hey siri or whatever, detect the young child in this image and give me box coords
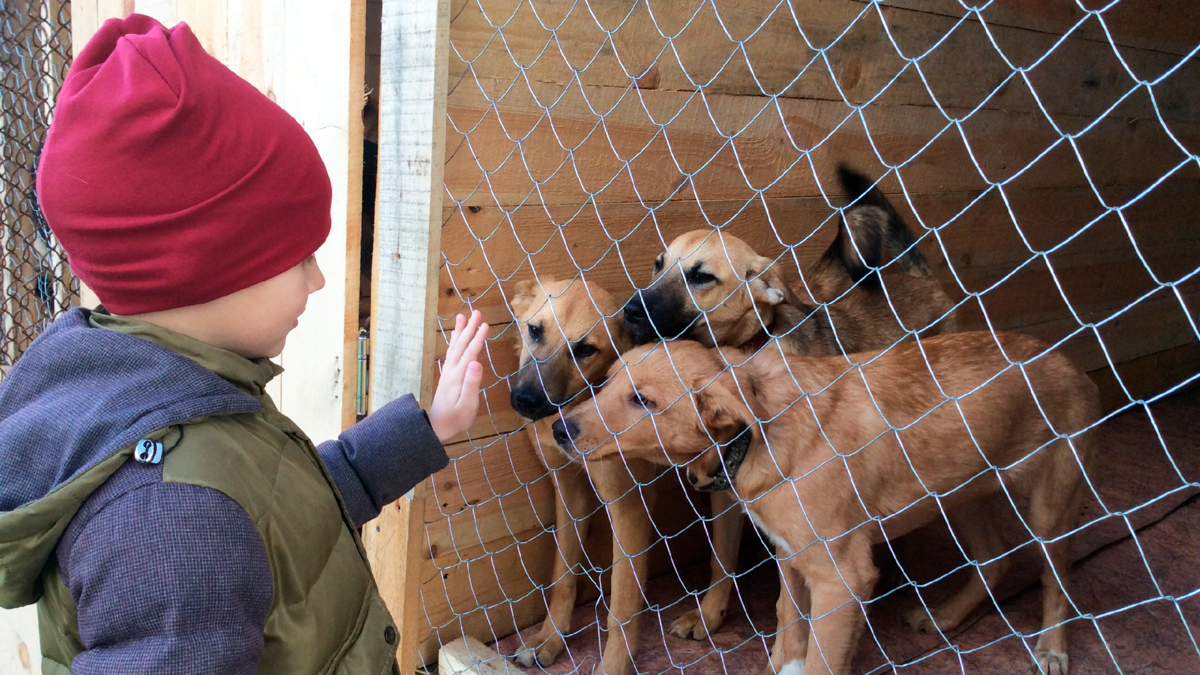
[0,14,486,674]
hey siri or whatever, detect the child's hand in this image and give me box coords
[428,311,489,443]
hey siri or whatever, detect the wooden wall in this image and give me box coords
[401,0,1200,665]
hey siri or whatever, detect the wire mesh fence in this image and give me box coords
[428,0,1200,674]
[0,0,75,374]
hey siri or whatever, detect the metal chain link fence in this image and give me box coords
[1,0,75,375]
[429,1,1200,674]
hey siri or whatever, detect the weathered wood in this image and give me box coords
[449,0,1198,122]
[1090,341,1200,414]
[438,635,522,675]
[874,0,1200,57]
[445,78,1199,209]
[364,1,452,673]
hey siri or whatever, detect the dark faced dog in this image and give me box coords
[556,336,1098,675]
[623,166,957,355]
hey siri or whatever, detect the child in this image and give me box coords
[0,14,486,674]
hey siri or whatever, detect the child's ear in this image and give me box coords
[747,257,786,306]
[509,280,539,318]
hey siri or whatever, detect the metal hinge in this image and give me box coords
[356,329,370,419]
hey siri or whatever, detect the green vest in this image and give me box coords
[13,314,400,674]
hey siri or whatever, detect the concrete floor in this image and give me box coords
[494,388,1200,674]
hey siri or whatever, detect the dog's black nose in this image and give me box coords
[551,418,579,449]
[623,293,648,326]
[510,387,545,417]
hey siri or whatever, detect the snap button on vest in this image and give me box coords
[384,626,397,646]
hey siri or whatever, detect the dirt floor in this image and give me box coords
[493,387,1200,674]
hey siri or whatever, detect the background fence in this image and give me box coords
[0,0,75,375]
[379,0,1200,673]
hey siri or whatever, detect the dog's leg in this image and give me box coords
[905,498,1010,634]
[515,463,599,668]
[762,563,811,675]
[593,460,659,675]
[1028,444,1088,675]
[797,535,877,675]
[669,489,744,641]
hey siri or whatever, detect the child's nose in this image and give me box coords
[307,259,326,293]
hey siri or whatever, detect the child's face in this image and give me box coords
[222,255,326,358]
[126,255,325,359]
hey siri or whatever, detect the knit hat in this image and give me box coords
[36,13,332,314]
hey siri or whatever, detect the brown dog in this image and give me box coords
[554,334,1099,675]
[614,167,960,651]
[506,278,638,669]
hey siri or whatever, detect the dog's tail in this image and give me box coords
[825,165,933,289]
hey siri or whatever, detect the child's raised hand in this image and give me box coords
[428,311,489,443]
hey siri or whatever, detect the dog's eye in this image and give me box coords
[629,392,656,409]
[528,324,544,343]
[686,269,717,286]
[653,256,664,274]
[573,342,599,359]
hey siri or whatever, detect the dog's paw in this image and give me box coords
[759,658,806,675]
[668,608,716,641]
[904,607,954,635]
[513,640,563,669]
[1034,649,1069,675]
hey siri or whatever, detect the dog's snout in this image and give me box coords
[551,418,579,450]
[623,293,648,327]
[511,387,545,416]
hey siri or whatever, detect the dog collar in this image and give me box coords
[700,426,753,492]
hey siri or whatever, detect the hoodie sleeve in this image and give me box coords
[61,479,272,675]
[318,393,449,527]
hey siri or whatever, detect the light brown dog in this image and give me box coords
[510,167,960,675]
[506,278,640,670]
[615,167,960,651]
[554,334,1100,675]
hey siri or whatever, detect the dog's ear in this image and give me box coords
[509,280,539,318]
[692,373,753,443]
[746,257,787,306]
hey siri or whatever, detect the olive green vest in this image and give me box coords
[31,314,401,674]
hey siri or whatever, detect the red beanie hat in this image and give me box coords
[36,13,332,314]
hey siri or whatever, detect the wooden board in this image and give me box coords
[439,636,521,675]
[449,0,1199,122]
[362,1,451,674]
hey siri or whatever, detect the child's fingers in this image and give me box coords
[458,322,489,366]
[459,361,484,406]
[446,311,481,365]
[445,313,467,364]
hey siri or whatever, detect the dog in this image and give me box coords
[622,166,958,355]
[553,334,1099,675]
[506,277,639,670]
[609,166,960,652]
[508,167,959,675]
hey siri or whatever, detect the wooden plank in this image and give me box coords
[418,527,557,664]
[449,0,1198,122]
[874,0,1200,57]
[1090,341,1200,414]
[439,636,522,675]
[343,0,369,430]
[444,76,1200,209]
[363,1,451,674]
[425,433,556,557]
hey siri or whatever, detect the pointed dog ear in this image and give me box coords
[509,280,539,318]
[746,257,786,307]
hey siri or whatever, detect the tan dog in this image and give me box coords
[554,334,1099,675]
[506,278,638,669]
[615,167,960,650]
